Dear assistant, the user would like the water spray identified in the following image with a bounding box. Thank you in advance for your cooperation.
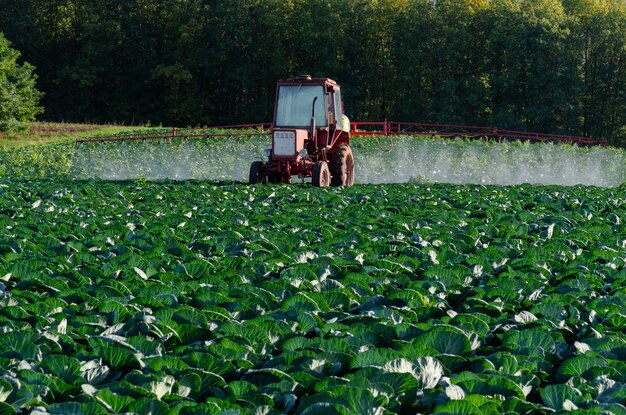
[71,136,626,187]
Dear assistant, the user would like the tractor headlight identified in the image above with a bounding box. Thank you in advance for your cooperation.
[298,149,309,159]
[263,148,271,157]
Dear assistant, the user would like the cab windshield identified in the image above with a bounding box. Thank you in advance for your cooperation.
[275,85,327,128]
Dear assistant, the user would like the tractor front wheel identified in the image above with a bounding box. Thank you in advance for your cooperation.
[330,144,355,186]
[312,161,330,187]
[249,161,264,184]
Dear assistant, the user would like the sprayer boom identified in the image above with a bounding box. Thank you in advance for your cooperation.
[75,124,271,144]
[75,122,605,147]
[348,121,606,146]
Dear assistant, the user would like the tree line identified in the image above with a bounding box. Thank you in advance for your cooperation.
[0,0,624,145]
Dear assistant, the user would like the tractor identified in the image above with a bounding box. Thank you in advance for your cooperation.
[249,75,355,187]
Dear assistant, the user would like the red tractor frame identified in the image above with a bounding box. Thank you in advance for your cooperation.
[249,75,355,187]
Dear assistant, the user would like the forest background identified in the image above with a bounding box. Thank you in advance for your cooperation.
[0,0,624,146]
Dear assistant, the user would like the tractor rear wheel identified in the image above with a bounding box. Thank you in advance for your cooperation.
[249,161,264,184]
[312,161,330,187]
[330,144,355,186]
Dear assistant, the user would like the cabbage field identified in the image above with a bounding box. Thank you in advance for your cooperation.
[2,137,626,414]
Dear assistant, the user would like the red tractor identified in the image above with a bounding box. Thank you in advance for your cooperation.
[249,75,355,187]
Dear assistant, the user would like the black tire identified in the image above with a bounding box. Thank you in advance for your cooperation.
[249,161,264,184]
[312,161,330,187]
[330,144,355,186]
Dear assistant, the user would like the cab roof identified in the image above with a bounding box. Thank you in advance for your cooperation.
[279,75,340,88]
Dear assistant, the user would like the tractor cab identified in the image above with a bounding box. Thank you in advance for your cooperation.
[274,76,346,133]
[249,75,354,187]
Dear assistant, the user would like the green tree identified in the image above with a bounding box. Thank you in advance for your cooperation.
[392,0,491,125]
[565,0,626,145]
[0,32,43,132]
[202,0,292,124]
[389,0,437,122]
[482,0,577,133]
[341,0,409,120]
